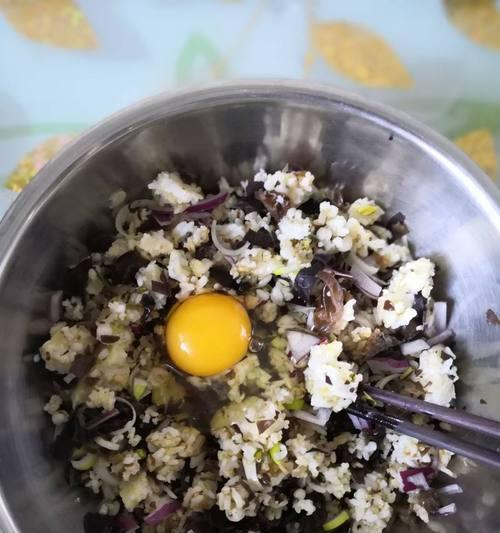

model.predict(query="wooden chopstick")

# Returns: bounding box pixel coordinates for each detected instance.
[347,403,500,469]
[364,385,500,439]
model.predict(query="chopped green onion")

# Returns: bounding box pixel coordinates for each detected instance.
[136,449,146,459]
[284,398,305,411]
[269,442,288,473]
[272,265,299,278]
[269,443,287,464]
[271,336,287,350]
[71,453,97,471]
[254,449,263,462]
[357,205,378,217]
[399,367,414,380]
[323,510,350,531]
[71,447,85,459]
[362,391,376,404]
[133,377,148,400]
[362,391,382,407]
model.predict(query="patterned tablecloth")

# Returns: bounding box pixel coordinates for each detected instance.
[1,0,499,219]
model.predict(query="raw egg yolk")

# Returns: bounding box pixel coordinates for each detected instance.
[165,293,251,377]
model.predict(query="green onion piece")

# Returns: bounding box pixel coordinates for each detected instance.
[362,391,376,404]
[269,442,281,465]
[269,443,288,473]
[357,204,378,217]
[136,449,146,459]
[269,443,287,466]
[362,391,383,407]
[71,453,97,471]
[254,449,263,462]
[323,510,350,531]
[399,367,414,380]
[133,377,148,400]
[284,398,305,411]
[273,265,299,278]
[71,447,85,459]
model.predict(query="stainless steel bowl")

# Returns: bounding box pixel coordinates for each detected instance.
[0,81,499,533]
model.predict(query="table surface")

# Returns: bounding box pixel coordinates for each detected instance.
[1,0,499,219]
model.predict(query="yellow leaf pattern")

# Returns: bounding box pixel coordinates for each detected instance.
[5,135,73,192]
[0,0,97,50]
[445,0,500,50]
[454,128,498,179]
[311,22,413,89]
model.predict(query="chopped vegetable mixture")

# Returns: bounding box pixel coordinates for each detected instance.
[39,169,460,533]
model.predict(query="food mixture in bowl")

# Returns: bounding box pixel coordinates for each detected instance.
[38,168,460,532]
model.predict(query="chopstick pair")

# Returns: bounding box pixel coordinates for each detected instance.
[346,385,500,469]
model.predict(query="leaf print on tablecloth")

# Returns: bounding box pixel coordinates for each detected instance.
[0,122,86,140]
[4,134,74,192]
[454,128,497,179]
[0,0,97,49]
[445,0,500,50]
[175,33,225,84]
[309,21,413,89]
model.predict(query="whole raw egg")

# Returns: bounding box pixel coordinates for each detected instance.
[164,292,251,376]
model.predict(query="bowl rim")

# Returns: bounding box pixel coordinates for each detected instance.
[0,79,499,533]
[1,79,499,266]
